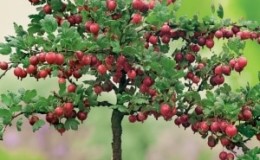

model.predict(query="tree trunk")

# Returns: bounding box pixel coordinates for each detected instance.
[111,109,124,160]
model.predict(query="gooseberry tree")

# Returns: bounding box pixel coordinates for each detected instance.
[0,0,260,159]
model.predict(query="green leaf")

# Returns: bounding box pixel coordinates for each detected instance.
[146,3,173,27]
[117,105,129,113]
[58,83,66,95]
[132,96,149,105]
[74,0,84,6]
[217,4,224,19]
[16,117,23,132]
[64,118,80,130]
[238,147,260,160]
[40,15,58,33]
[50,0,63,11]
[32,119,45,132]
[248,84,260,100]
[117,94,132,105]
[22,90,37,103]
[227,38,245,54]
[0,109,12,118]
[110,40,121,53]
[206,91,215,102]
[0,43,12,55]
[1,94,12,106]
[237,124,256,138]
[13,23,26,36]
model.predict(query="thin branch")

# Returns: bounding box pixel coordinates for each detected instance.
[0,65,13,79]
[97,101,113,107]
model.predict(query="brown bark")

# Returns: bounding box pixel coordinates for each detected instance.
[111,109,124,160]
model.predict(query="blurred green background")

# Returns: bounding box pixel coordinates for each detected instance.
[0,0,260,160]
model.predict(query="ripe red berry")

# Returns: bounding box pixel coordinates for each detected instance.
[136,112,147,122]
[220,121,228,132]
[219,151,227,160]
[97,64,107,75]
[37,52,46,63]
[132,0,144,10]
[174,52,183,62]
[222,65,231,76]
[55,124,66,135]
[43,4,52,14]
[29,56,39,65]
[67,15,76,26]
[185,53,195,63]
[75,51,84,60]
[215,30,223,39]
[74,14,82,24]
[232,26,240,34]
[94,85,103,95]
[128,115,137,123]
[214,74,225,85]
[38,70,48,79]
[207,135,217,148]
[143,76,154,87]
[77,111,87,121]
[237,56,247,68]
[256,133,260,141]
[149,35,158,45]
[220,137,230,146]
[205,39,214,49]
[160,104,171,117]
[229,59,236,69]
[131,13,142,24]
[45,52,57,64]
[210,121,220,133]
[195,106,203,115]
[46,112,58,124]
[198,37,206,46]
[161,24,171,34]
[54,106,64,117]
[127,70,136,80]
[55,53,65,65]
[199,121,209,133]
[58,77,66,84]
[107,0,117,11]
[64,110,77,119]
[0,61,8,70]
[14,67,23,78]
[81,55,92,65]
[29,115,39,125]
[161,35,170,44]
[67,84,76,93]
[234,63,243,72]
[63,102,74,114]
[226,153,234,160]
[89,23,100,35]
[85,21,93,32]
[192,75,200,84]
[214,65,222,75]
[186,71,194,79]
[242,109,252,121]
[225,125,237,138]
[26,65,37,74]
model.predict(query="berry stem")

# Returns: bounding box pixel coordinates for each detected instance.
[111,109,124,160]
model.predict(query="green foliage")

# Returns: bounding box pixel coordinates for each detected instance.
[238,147,260,160]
